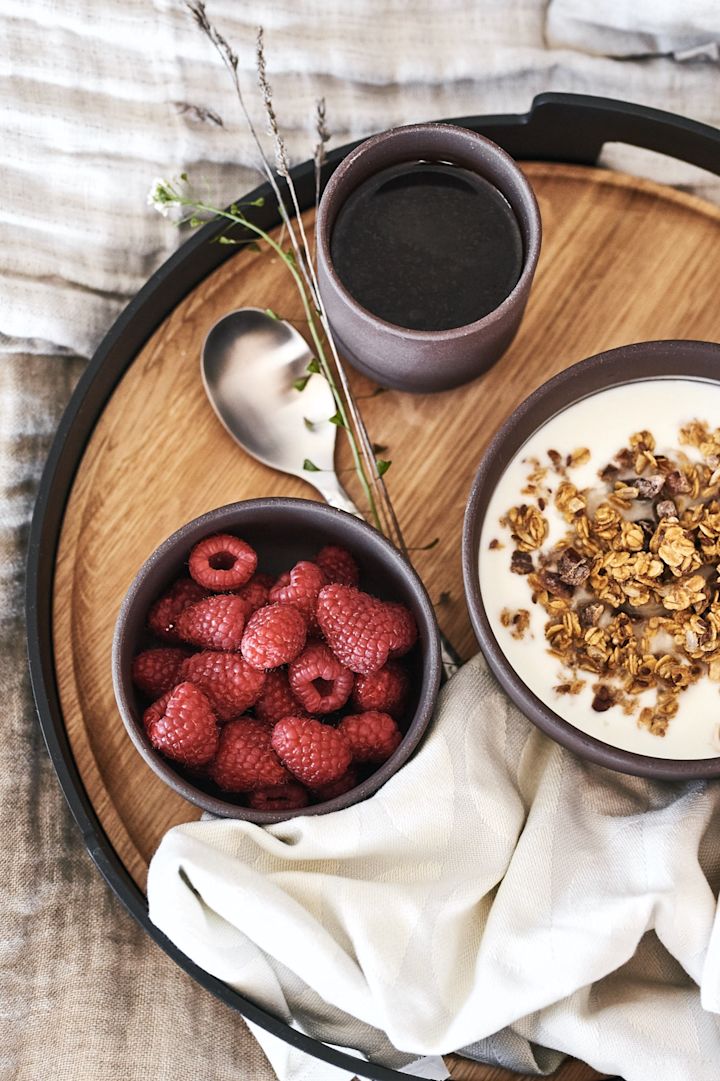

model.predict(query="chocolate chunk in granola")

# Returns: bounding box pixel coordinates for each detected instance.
[635,517,656,543]
[591,685,615,713]
[616,447,634,470]
[664,470,691,495]
[630,474,665,499]
[510,549,534,575]
[547,449,563,471]
[655,499,678,519]
[557,546,591,586]
[539,569,574,599]
[599,463,620,484]
[579,602,604,628]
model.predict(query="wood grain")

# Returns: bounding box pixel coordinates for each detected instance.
[52,163,720,1081]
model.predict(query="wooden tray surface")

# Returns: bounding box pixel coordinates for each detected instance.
[52,162,720,1081]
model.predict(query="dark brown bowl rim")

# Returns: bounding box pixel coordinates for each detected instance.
[462,339,720,780]
[113,497,442,822]
[316,121,542,342]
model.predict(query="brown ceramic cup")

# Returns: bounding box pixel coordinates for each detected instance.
[462,339,720,781]
[112,498,442,822]
[316,122,541,393]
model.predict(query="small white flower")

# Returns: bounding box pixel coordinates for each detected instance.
[147,177,179,217]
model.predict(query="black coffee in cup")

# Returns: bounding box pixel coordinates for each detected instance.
[330,161,523,332]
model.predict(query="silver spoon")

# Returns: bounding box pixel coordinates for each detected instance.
[201,307,460,677]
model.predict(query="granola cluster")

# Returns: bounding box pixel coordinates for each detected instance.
[497,422,720,737]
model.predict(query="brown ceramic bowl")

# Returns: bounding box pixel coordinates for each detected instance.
[462,339,720,781]
[316,122,541,393]
[113,498,442,822]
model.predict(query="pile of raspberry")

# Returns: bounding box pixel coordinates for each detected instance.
[131,532,418,812]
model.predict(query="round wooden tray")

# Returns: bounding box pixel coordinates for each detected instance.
[47,159,720,1080]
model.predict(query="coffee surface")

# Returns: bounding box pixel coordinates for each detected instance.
[330,161,523,332]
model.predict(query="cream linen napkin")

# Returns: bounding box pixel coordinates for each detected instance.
[147,656,720,1081]
[546,0,720,59]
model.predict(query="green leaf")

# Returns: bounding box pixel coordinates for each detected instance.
[249,195,265,207]
[265,307,279,320]
[180,171,188,182]
[229,203,239,215]
[217,236,239,245]
[189,217,202,228]
[307,358,321,374]
[303,458,321,472]
[328,412,346,428]
[293,376,310,392]
[407,536,440,552]
[303,417,315,431]
[376,459,392,476]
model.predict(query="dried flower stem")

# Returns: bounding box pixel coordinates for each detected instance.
[313,97,330,253]
[187,3,306,278]
[183,2,405,548]
[252,30,405,552]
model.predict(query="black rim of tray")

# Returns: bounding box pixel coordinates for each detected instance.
[26,93,720,1081]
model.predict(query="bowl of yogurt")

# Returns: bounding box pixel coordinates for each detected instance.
[462,339,720,779]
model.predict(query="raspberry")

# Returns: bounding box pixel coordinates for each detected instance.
[142,690,172,733]
[385,603,418,653]
[338,711,402,764]
[188,533,257,591]
[176,593,251,651]
[235,573,273,612]
[210,717,289,792]
[316,545,360,587]
[145,682,219,767]
[310,767,358,802]
[271,716,351,786]
[254,670,308,725]
[241,603,307,670]
[182,651,266,721]
[288,642,354,714]
[316,585,417,674]
[147,578,209,641]
[351,661,409,718]
[269,561,326,621]
[132,648,188,699]
[246,782,309,811]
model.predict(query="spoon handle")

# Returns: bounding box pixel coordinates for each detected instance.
[316,480,462,681]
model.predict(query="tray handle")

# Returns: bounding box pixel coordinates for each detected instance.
[458,91,720,175]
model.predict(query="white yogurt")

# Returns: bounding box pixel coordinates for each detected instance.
[479,377,720,759]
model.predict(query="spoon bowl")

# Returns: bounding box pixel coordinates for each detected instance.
[202,308,357,512]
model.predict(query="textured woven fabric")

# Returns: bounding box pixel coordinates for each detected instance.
[547,0,720,58]
[3,1,720,1079]
[149,658,720,1081]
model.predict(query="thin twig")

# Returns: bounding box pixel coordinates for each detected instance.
[186,3,305,274]
[251,43,391,539]
[256,27,290,178]
[249,26,395,539]
[184,3,404,547]
[313,97,330,233]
